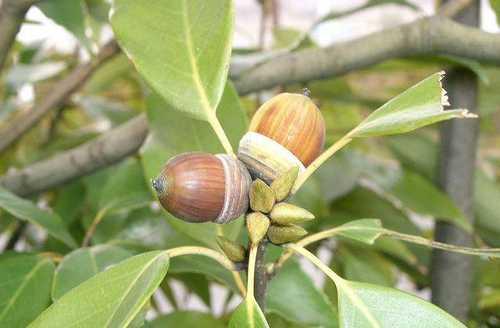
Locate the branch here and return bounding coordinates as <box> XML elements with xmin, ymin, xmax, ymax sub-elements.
<box><xmin>0</xmin><ymin>0</ymin><xmax>38</xmax><ymax>72</ymax></box>
<box><xmin>0</xmin><ymin>115</ymin><xmax>148</xmax><ymax>197</ymax></box>
<box><xmin>253</xmin><ymin>241</ymin><xmax>268</xmax><ymax>310</ymax></box>
<box><xmin>0</xmin><ymin>40</ymin><xmax>120</xmax><ymax>153</ymax></box>
<box><xmin>3</xmin><ymin>15</ymin><xmax>500</xmax><ymax>196</ymax></box>
<box><xmin>234</xmin><ymin>16</ymin><xmax>500</xmax><ymax>95</ymax></box>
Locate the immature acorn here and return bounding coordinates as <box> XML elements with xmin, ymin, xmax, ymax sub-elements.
<box><xmin>152</xmin><ymin>152</ymin><xmax>251</xmax><ymax>224</ymax></box>
<box><xmin>238</xmin><ymin>91</ymin><xmax>325</xmax><ymax>184</ymax></box>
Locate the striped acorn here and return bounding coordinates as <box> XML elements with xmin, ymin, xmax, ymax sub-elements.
<box><xmin>152</xmin><ymin>152</ymin><xmax>251</xmax><ymax>224</ymax></box>
<box><xmin>238</xmin><ymin>91</ymin><xmax>325</xmax><ymax>184</ymax></box>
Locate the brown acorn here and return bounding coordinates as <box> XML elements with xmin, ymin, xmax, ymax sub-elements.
<box><xmin>238</xmin><ymin>91</ymin><xmax>325</xmax><ymax>184</ymax></box>
<box><xmin>152</xmin><ymin>152</ymin><xmax>251</xmax><ymax>224</ymax></box>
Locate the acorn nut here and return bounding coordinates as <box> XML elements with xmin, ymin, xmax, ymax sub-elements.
<box><xmin>238</xmin><ymin>92</ymin><xmax>325</xmax><ymax>184</ymax></box>
<box><xmin>152</xmin><ymin>152</ymin><xmax>251</xmax><ymax>224</ymax></box>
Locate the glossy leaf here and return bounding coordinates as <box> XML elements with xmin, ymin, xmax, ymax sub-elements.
<box><xmin>335</xmin><ymin>219</ymin><xmax>384</xmax><ymax>245</ymax></box>
<box><xmin>0</xmin><ymin>187</ymin><xmax>77</xmax><ymax>248</ymax></box>
<box><xmin>337</xmin><ymin>280</ymin><xmax>465</xmax><ymax>327</ymax></box>
<box><xmin>0</xmin><ymin>253</ymin><xmax>54</xmax><ymax>327</ymax></box>
<box><xmin>229</xmin><ymin>296</ymin><xmax>269</xmax><ymax>328</ymax></box>
<box><xmin>290</xmin><ymin>245</ymin><xmax>465</xmax><ymax>328</ymax></box>
<box><xmin>267</xmin><ymin>261</ymin><xmax>338</xmax><ymax>327</ymax></box>
<box><xmin>149</xmin><ymin>311</ymin><xmax>225</xmax><ymax>328</ymax></box>
<box><xmin>29</xmin><ymin>251</ymin><xmax>169</xmax><ymax>328</ymax></box>
<box><xmin>51</xmin><ymin>245</ymin><xmax>132</xmax><ymax>300</ymax></box>
<box><xmin>350</xmin><ymin>72</ymin><xmax>475</xmax><ymax>138</ymax></box>
<box><xmin>110</xmin><ymin>0</ymin><xmax>233</xmax><ymax>120</ymax></box>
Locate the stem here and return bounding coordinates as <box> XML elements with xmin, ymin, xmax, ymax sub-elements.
<box><xmin>209</xmin><ymin>112</ymin><xmax>234</xmax><ymax>156</ymax></box>
<box><xmin>247</xmin><ymin>244</ymin><xmax>258</xmax><ymax>298</ymax></box>
<box><xmin>253</xmin><ymin>241</ymin><xmax>268</xmax><ymax>310</ymax></box>
<box><xmin>165</xmin><ymin>246</ymin><xmax>237</xmax><ymax>272</ymax></box>
<box><xmin>292</xmin><ymin>135</ymin><xmax>352</xmax><ymax>194</ymax></box>
<box><xmin>82</xmin><ymin>207</ymin><xmax>110</xmax><ymax>247</ymax></box>
<box><xmin>5</xmin><ymin>222</ymin><xmax>26</xmax><ymax>250</ymax></box>
<box><xmin>232</xmin><ymin>271</ymin><xmax>247</xmax><ymax>296</ymax></box>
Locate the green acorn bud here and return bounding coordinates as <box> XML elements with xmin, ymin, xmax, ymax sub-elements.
<box><xmin>270</xmin><ymin>202</ymin><xmax>315</xmax><ymax>225</ymax></box>
<box><xmin>247</xmin><ymin>212</ymin><xmax>270</xmax><ymax>244</ymax></box>
<box><xmin>216</xmin><ymin>236</ymin><xmax>246</xmax><ymax>262</ymax></box>
<box><xmin>267</xmin><ymin>224</ymin><xmax>307</xmax><ymax>244</ymax></box>
<box><xmin>249</xmin><ymin>179</ymin><xmax>275</xmax><ymax>213</ymax></box>
<box><xmin>270</xmin><ymin>166</ymin><xmax>299</xmax><ymax>202</ymax></box>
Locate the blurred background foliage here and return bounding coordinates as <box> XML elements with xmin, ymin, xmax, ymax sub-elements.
<box><xmin>0</xmin><ymin>0</ymin><xmax>499</xmax><ymax>327</ymax></box>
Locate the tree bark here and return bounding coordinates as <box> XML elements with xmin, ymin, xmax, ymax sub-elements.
<box><xmin>431</xmin><ymin>3</ymin><xmax>480</xmax><ymax>322</ymax></box>
<box><xmin>0</xmin><ymin>0</ymin><xmax>37</xmax><ymax>72</ymax></box>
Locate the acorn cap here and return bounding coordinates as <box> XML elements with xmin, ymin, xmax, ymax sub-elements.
<box><xmin>249</xmin><ymin>179</ymin><xmax>275</xmax><ymax>213</ymax></box>
<box><xmin>153</xmin><ymin>152</ymin><xmax>251</xmax><ymax>224</ymax></box>
<box><xmin>269</xmin><ymin>202</ymin><xmax>315</xmax><ymax>225</ymax></box>
<box><xmin>246</xmin><ymin>212</ymin><xmax>270</xmax><ymax>244</ymax></box>
<box><xmin>216</xmin><ymin>236</ymin><xmax>246</xmax><ymax>262</ymax></box>
<box><xmin>267</xmin><ymin>224</ymin><xmax>308</xmax><ymax>244</ymax></box>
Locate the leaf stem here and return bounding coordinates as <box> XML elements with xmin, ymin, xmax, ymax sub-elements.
<box><xmin>292</xmin><ymin>135</ymin><xmax>352</xmax><ymax>194</ymax></box>
<box><xmin>165</xmin><ymin>246</ymin><xmax>237</xmax><ymax>272</ymax></box>
<box><xmin>209</xmin><ymin>111</ymin><xmax>235</xmax><ymax>156</ymax></box>
<box><xmin>82</xmin><ymin>206</ymin><xmax>111</xmax><ymax>247</ymax></box>
<box><xmin>247</xmin><ymin>244</ymin><xmax>258</xmax><ymax>298</ymax></box>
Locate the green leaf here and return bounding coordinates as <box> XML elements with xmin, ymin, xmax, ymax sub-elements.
<box><xmin>336</xmin><ymin>280</ymin><xmax>465</xmax><ymax>327</ymax></box>
<box><xmin>51</xmin><ymin>245</ymin><xmax>132</xmax><ymax>300</ymax></box>
<box><xmin>289</xmin><ymin>245</ymin><xmax>465</xmax><ymax>328</ymax></box>
<box><xmin>110</xmin><ymin>0</ymin><xmax>233</xmax><ymax>121</ymax></box>
<box><xmin>38</xmin><ymin>0</ymin><xmax>92</xmax><ymax>51</ymax></box>
<box><xmin>335</xmin><ymin>219</ymin><xmax>384</xmax><ymax>245</ymax></box>
<box><xmin>0</xmin><ymin>253</ymin><xmax>54</xmax><ymax>327</ymax></box>
<box><xmin>29</xmin><ymin>251</ymin><xmax>169</xmax><ymax>328</ymax></box>
<box><xmin>0</xmin><ymin>187</ymin><xmax>77</xmax><ymax>248</ymax></box>
<box><xmin>98</xmin><ymin>158</ymin><xmax>152</xmax><ymax>213</ymax></box>
<box><xmin>337</xmin><ymin>246</ymin><xmax>396</xmax><ymax>287</ymax></box>
<box><xmin>149</xmin><ymin>311</ymin><xmax>225</xmax><ymax>328</ymax></box>
<box><xmin>350</xmin><ymin>72</ymin><xmax>475</xmax><ymax>138</ymax></box>
<box><xmin>369</xmin><ymin>169</ymin><xmax>472</xmax><ymax>232</ymax></box>
<box><xmin>267</xmin><ymin>261</ymin><xmax>338</xmax><ymax>327</ymax></box>
<box><xmin>169</xmin><ymin>255</ymin><xmax>239</xmax><ymax>293</ymax></box>
<box><xmin>141</xmin><ymin>83</ymin><xmax>247</xmax><ymax>248</ymax></box>
<box><xmin>229</xmin><ymin>295</ymin><xmax>269</xmax><ymax>328</ymax></box>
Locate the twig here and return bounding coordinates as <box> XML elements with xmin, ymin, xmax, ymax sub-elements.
<box><xmin>5</xmin><ymin>221</ymin><xmax>27</xmax><ymax>250</ymax></box>
<box><xmin>0</xmin><ymin>115</ymin><xmax>148</xmax><ymax>197</ymax></box>
<box><xmin>253</xmin><ymin>241</ymin><xmax>268</xmax><ymax>310</ymax></box>
<box><xmin>234</xmin><ymin>16</ymin><xmax>500</xmax><ymax>95</ymax></box>
<box><xmin>438</xmin><ymin>0</ymin><xmax>474</xmax><ymax>18</ymax></box>
<box><xmin>0</xmin><ymin>40</ymin><xmax>120</xmax><ymax>154</ymax></box>
<box><xmin>0</xmin><ymin>0</ymin><xmax>38</xmax><ymax>72</ymax></box>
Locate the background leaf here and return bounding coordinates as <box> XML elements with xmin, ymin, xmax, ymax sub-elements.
<box><xmin>0</xmin><ymin>187</ymin><xmax>77</xmax><ymax>248</ymax></box>
<box><xmin>0</xmin><ymin>253</ymin><xmax>54</xmax><ymax>327</ymax></box>
<box><xmin>30</xmin><ymin>251</ymin><xmax>169</xmax><ymax>328</ymax></box>
<box><xmin>149</xmin><ymin>311</ymin><xmax>225</xmax><ymax>328</ymax></box>
<box><xmin>110</xmin><ymin>0</ymin><xmax>233</xmax><ymax>120</ymax></box>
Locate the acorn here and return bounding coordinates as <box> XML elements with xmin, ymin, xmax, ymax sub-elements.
<box><xmin>152</xmin><ymin>152</ymin><xmax>252</xmax><ymax>224</ymax></box>
<box><xmin>238</xmin><ymin>91</ymin><xmax>325</xmax><ymax>184</ymax></box>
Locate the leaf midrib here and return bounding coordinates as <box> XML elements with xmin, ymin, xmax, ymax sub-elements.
<box><xmin>0</xmin><ymin>258</ymin><xmax>50</xmax><ymax>322</ymax></box>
